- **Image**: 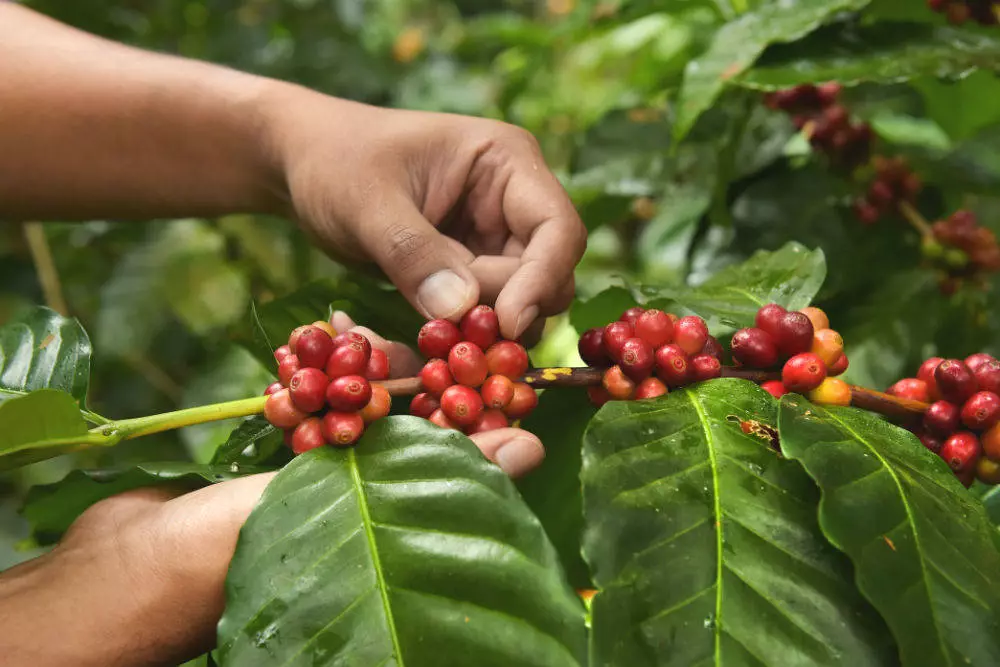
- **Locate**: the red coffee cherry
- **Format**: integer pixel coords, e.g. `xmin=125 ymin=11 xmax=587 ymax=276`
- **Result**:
xmin=460 ymin=305 xmax=500 ymax=351
xmin=578 ymin=328 xmax=610 ymax=367
xmin=603 ymin=322 xmax=634 ymax=363
xmin=674 ymin=316 xmax=709 ymax=356
xmin=587 ymin=386 xmax=611 ymax=408
xmin=775 ymin=312 xmax=815 ymax=358
xmin=287 ymin=325 xmax=311 ymax=353
xmin=331 ymin=331 xmax=372 ymax=359
xmin=481 ymin=375 xmax=515 ymax=410
xmin=620 ymin=337 xmax=655 ymax=382
xmin=782 ymin=353 xmax=828 ymax=393
xmin=325 ymin=342 xmax=370 ymax=378
xmin=418 ymin=319 xmax=462 ymax=359
xmin=288 ymin=367 xmax=330 ymax=413
xmin=934 ymin=359 xmax=977 ymax=404
xmin=634 ymin=309 xmax=674 ymax=348
xmin=326 ymin=375 xmax=373 ymax=412
xmin=264 ymin=388 xmax=308 ymax=429
xmin=278 ymin=355 xmax=302 ymax=387
xmin=799 ymin=307 xmax=830 ymax=332
xmin=321 ymin=411 xmax=365 ymax=447
xmin=449 ymin=342 xmax=489 ymax=387
xmin=702 ymin=336 xmax=724 ymax=360
xmin=976 ymin=457 xmax=1000 ymax=485
xmin=828 ymin=353 xmax=849 ymax=377
xmin=974 ymin=360 xmax=1000 ymax=395
xmin=917 ymin=357 xmax=944 ymax=400
xmin=409 ymin=392 xmax=440 ymax=419
xmin=619 ymin=307 xmax=646 ymax=328
xmin=440 ymin=385 xmax=485 ymax=427
xmin=468 ymin=409 xmax=509 ymax=434
xmin=923 ymin=400 xmax=961 ymax=437
xmin=360 ymin=385 xmax=392 ymax=423
xmin=602 ymin=366 xmax=635 ymax=400
xmin=690 ymin=354 xmax=722 ymax=382
xmin=290 ymin=418 xmax=326 ymax=454
xmin=274 ymin=345 xmax=292 ymax=363
xmin=365 ymin=349 xmax=390 ymax=381
xmin=887 ymin=379 xmax=930 ymax=403
xmin=283 ymin=429 xmax=295 ymax=448
xmin=761 ymin=380 xmax=788 ymax=399
xmin=296 ymin=326 xmax=336 ymax=369
xmin=755 ymin=303 xmax=788 ymax=340
xmin=486 ymin=341 xmax=529 ymax=379
xmin=505 ymin=382 xmax=538 ymax=419
xmin=264 ymin=382 xmax=284 ymax=396
xmin=731 ymin=328 xmax=779 ymax=369
xmin=940 ymin=432 xmax=981 ymax=473
xmin=965 ymin=353 xmax=996 ymax=373
xmin=811 ymin=329 xmax=844 ymax=368
xmin=962 ymin=391 xmax=1000 ymax=431
xmin=428 ymin=408 xmax=459 ymax=430
xmin=654 ymin=344 xmax=691 ymax=387
xmin=634 ymin=377 xmax=668 ymax=400
xmin=420 ymin=359 xmax=455 ymax=396
xmin=917 ymin=431 xmax=944 ymax=455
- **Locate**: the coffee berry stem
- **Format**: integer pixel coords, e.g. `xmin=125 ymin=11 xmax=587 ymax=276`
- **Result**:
xmin=897 ymin=201 xmax=935 ymax=241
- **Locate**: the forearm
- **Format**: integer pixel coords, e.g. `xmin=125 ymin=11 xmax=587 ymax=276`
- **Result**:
xmin=0 ymin=5 xmax=289 ymax=221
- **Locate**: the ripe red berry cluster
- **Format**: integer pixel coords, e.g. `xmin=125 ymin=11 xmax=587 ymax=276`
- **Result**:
xmin=263 ymin=321 xmax=391 ymax=454
xmin=578 ymin=307 xmax=723 ymax=406
xmin=927 ymin=0 xmax=998 ymax=25
xmin=925 ymin=210 xmax=1000 ymax=293
xmin=891 ymin=354 xmax=1000 ymax=486
xmin=852 ymin=156 xmax=922 ymax=226
xmin=730 ymin=304 xmax=852 ymax=407
xmin=411 ymin=305 xmax=537 ymax=434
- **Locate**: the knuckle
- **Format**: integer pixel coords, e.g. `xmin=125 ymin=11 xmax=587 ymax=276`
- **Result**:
xmin=381 ymin=222 xmax=434 ymax=272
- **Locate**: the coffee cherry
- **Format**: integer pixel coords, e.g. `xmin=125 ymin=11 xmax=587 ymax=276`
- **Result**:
xmin=976 ymin=457 xmax=1000 ymax=485
xmin=965 ymin=353 xmax=996 ymax=373
xmin=634 ymin=377 xmax=668 ymax=400
xmin=799 ymin=307 xmax=830 ymax=332
xmin=620 ymin=337 xmax=655 ymax=382
xmin=409 ymin=392 xmax=440 ymax=419
xmin=603 ymin=322 xmax=634 ymax=362
xmin=755 ymin=303 xmax=787 ymax=340
xmin=731 ymin=328 xmax=779 ymax=368
xmin=289 ymin=367 xmax=330 ymax=413
xmin=917 ymin=357 xmax=944 ymax=400
xmin=935 ymin=359 xmax=977 ymax=404
xmin=331 ymin=331 xmax=372 ymax=359
xmin=428 ymin=408 xmax=458 ymax=430
xmin=310 ymin=320 xmax=337 ymax=339
xmin=918 ymin=431 xmax=944 ymax=455
xmin=291 ymin=418 xmax=326 ymax=454
xmin=420 ymin=359 xmax=454 ymax=396
xmin=278 ymin=355 xmax=301 ymax=387
xmin=365 ymin=349 xmax=390 ymax=381
xmin=505 ymin=382 xmax=538 ymax=419
xmin=264 ymin=388 xmax=308 ymax=429
xmin=449 ymin=342 xmax=489 ymax=387
xmin=578 ymin=328 xmax=610 ymax=367
xmin=655 ymin=344 xmax=691 ymax=387
xmin=940 ymin=432 xmax=981 ymax=473
xmin=326 ymin=375 xmax=373 ymax=412
xmin=360 ymin=385 xmax=392 ymax=423
xmin=418 ymin=319 xmax=462 ymax=359
xmin=587 ymin=386 xmax=611 ymax=408
xmin=602 ymin=366 xmax=635 ymax=400
xmin=924 ymin=400 xmax=961 ymax=437
xmin=962 ymin=391 xmax=1000 ymax=431
xmin=690 ymin=354 xmax=722 ymax=382
xmin=775 ymin=312 xmax=815 ymax=358
xmin=486 ymin=341 xmax=529 ymax=379
xmin=811 ymin=329 xmax=844 ymax=367
xmin=481 ymin=375 xmax=515 ymax=410
xmin=982 ymin=422 xmax=1000 ymax=460
xmin=761 ymin=380 xmax=788 ymax=399
xmin=887 ymin=379 xmax=930 ymax=403
xmin=296 ymin=326 xmax=336 ymax=369
xmin=469 ymin=409 xmax=509 ymax=434
xmin=288 ymin=325 xmax=311 ymax=353
xmin=274 ymin=345 xmax=292 ymax=363
xmin=264 ymin=382 xmax=283 ymax=396
xmin=674 ymin=316 xmax=709 ymax=356
xmin=808 ymin=378 xmax=852 ymax=407
xmin=974 ymin=360 xmax=1000 ymax=395
xmin=325 ymin=342 xmax=370 ymax=378
xmin=634 ymin=309 xmax=674 ymax=348
xmin=828 ymin=353 xmax=849 ymax=377
xmin=702 ymin=336 xmax=724 ymax=360
xmin=619 ymin=307 xmax=646 ymax=328
xmin=460 ymin=305 xmax=500 ymax=351
xmin=782 ymin=353 xmax=828 ymax=393
xmin=440 ymin=385 xmax=485 ymax=427
xmin=321 ymin=412 xmax=365 ymax=447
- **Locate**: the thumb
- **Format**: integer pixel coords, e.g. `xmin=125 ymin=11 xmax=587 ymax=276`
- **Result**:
xmin=361 ymin=198 xmax=480 ymax=321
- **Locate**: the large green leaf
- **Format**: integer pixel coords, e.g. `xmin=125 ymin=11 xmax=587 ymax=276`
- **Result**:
xmin=0 ymin=390 xmax=100 ymax=471
xmin=673 ymin=0 xmax=871 ymax=141
xmin=217 ymin=417 xmax=587 ymax=666
xmin=210 ymin=416 xmax=290 ymax=467
xmin=583 ymin=379 xmax=894 ymax=666
xmin=0 ymin=306 xmax=91 ymax=406
xmin=778 ymin=396 xmax=1000 ymax=667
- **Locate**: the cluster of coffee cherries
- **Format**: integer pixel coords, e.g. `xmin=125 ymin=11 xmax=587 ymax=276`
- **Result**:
xmin=577 ymin=308 xmax=723 ymax=406
xmin=890 ymin=354 xmax=1000 ymax=486
xmin=730 ymin=304 xmax=851 ymax=407
xmin=263 ymin=321 xmax=391 ymax=453
xmin=927 ymin=0 xmax=998 ymax=25
xmin=925 ymin=210 xmax=1000 ymax=293
xmin=410 ymin=306 xmax=537 ymax=434
xmin=852 ymin=156 xmax=922 ymax=226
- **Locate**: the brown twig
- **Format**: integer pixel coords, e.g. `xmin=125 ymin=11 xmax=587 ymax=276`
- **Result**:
xmin=898 ymin=201 xmax=935 ymax=241
xmin=23 ymin=221 xmax=69 ymax=316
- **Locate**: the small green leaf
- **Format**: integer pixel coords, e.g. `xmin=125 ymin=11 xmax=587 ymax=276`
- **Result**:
xmin=0 ymin=390 xmax=99 ymax=471
xmin=211 ymin=416 xmax=290 ymax=467
xmin=0 ymin=306 xmax=92 ymax=405
xmin=570 ymin=287 xmax=638 ymax=333
xmin=778 ymin=396 xmax=1000 ymax=667
xmin=871 ymin=112 xmax=951 ymax=152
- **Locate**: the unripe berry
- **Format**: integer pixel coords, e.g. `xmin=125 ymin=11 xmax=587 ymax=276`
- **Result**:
xmin=634 ymin=377 xmax=668 ymax=400
xmin=587 ymin=386 xmax=611 ymax=408
xmin=428 ymin=408 xmax=458 ymax=430
xmin=965 ymin=353 xmax=996 ymax=373
xmin=409 ymin=392 xmax=439 ymax=419
xmin=449 ymin=342 xmax=489 ymax=387
xmin=288 ymin=325 xmax=311 ymax=353
xmin=460 ymin=305 xmax=500 ymax=351
xmin=468 ymin=409 xmax=509 ymax=434
xmin=755 ymin=303 xmax=788 ymax=340
xmin=674 ymin=316 xmax=709 ymax=356
xmin=935 ymin=359 xmax=977 ymax=404
xmin=655 ymin=344 xmax=691 ymax=387
xmin=603 ymin=322 xmax=634 ymax=362
xmin=321 ymin=412 xmax=365 ymax=447
xmin=418 ymin=319 xmax=462 ymax=359
xmin=983 ymin=422 xmax=1000 ymax=460
xmin=634 ymin=309 xmax=674 ymax=348
xmin=619 ymin=307 xmax=646 ymax=328
xmin=940 ymin=432 xmax=981 ymax=473
xmin=811 ymin=329 xmax=844 ymax=368
xmin=420 ymin=359 xmax=454 ymax=396
xmin=325 ymin=342 xmax=370 ymax=378
xmin=481 ymin=375 xmax=515 ymax=410
xmin=291 ymin=418 xmax=326 ymax=454
xmin=620 ymin=337 xmax=655 ymax=382
xmin=808 ymin=378 xmax=852 ymax=407
xmin=310 ymin=320 xmax=337 ymax=339
xmin=924 ymin=400 xmax=960 ymax=437
xmin=486 ymin=341 xmax=529 ymax=379
xmin=441 ymin=385 xmax=485 ymax=427
xmin=775 ymin=312 xmax=815 ymax=358
xmin=278 ymin=355 xmax=301 ymax=387
xmin=918 ymin=431 xmax=944 ymax=455
xmin=264 ymin=382 xmax=283 ymax=396
xmin=828 ymin=353 xmax=849 ymax=377
xmin=360 ymin=385 xmax=392 ymax=423
xmin=702 ymin=336 xmax=724 ymax=360
xmin=887 ymin=378 xmax=930 ymax=403
xmin=782 ymin=353 xmax=827 ymax=393
xmin=761 ymin=381 xmax=788 ymax=399
xmin=690 ymin=354 xmax=722 ymax=382
xmin=976 ymin=457 xmax=1000 ymax=485
xmin=917 ymin=357 xmax=944 ymax=400
xmin=974 ymin=360 xmax=1000 ymax=395
xmin=578 ymin=328 xmax=610 ymax=367
xmin=296 ymin=327 xmax=336 ymax=369
xmin=962 ymin=391 xmax=1000 ymax=431
xmin=264 ymin=388 xmax=308 ymax=429
xmin=326 ymin=375 xmax=373 ymax=412
xmin=274 ymin=345 xmax=292 ymax=363
xmin=331 ymin=331 xmax=372 ymax=359
xmin=365 ymin=349 xmax=390 ymax=381
xmin=731 ymin=328 xmax=779 ymax=368
xmin=505 ymin=382 xmax=538 ymax=419
xmin=799 ymin=307 xmax=830 ymax=332
xmin=288 ymin=367 xmax=330 ymax=413
xmin=603 ymin=366 xmax=635 ymax=400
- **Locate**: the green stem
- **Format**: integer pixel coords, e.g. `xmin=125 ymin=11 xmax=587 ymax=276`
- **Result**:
xmin=90 ymin=395 xmax=267 ymax=441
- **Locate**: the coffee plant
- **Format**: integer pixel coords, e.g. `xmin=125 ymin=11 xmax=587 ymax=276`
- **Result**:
xmin=7 ymin=1 xmax=1000 ymax=666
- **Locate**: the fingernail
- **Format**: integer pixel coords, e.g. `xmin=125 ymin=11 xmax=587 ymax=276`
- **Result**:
xmin=416 ymin=270 xmax=473 ymax=320
xmin=514 ymin=306 xmax=539 ymax=339
xmin=495 ymin=437 xmax=543 ymax=478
